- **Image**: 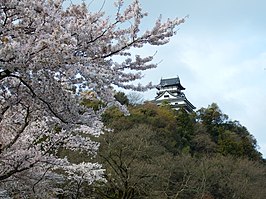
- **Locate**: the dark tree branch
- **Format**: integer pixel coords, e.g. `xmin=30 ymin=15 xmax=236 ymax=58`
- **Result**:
xmin=0 ymin=105 xmax=10 ymax=119
xmin=32 ymin=167 xmax=51 ymax=194
xmin=0 ymin=69 xmax=12 ymax=80
xmin=0 ymin=161 xmax=35 ymax=181
xmin=3 ymin=72 xmax=68 ymax=123
xmin=2 ymin=106 xmax=30 ymax=151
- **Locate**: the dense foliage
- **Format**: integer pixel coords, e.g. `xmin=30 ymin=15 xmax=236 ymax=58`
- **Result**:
xmin=102 ymin=102 xmax=262 ymax=160
xmin=93 ymin=101 xmax=265 ymax=199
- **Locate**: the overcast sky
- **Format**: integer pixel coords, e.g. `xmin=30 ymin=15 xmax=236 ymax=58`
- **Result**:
xmin=72 ymin=0 xmax=266 ymax=158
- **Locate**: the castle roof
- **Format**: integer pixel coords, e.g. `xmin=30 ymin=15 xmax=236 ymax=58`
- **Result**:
xmin=157 ymin=76 xmax=185 ymax=90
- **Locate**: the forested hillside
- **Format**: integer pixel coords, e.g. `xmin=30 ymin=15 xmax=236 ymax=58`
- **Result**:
xmin=89 ymin=98 xmax=266 ymax=199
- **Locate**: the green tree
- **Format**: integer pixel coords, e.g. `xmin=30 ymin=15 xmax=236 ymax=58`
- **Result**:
xmin=94 ymin=102 xmax=265 ymax=198
xmin=115 ymin=92 xmax=129 ymax=106
xmin=195 ymin=103 xmax=262 ymax=160
xmin=94 ymin=124 xmax=173 ymax=199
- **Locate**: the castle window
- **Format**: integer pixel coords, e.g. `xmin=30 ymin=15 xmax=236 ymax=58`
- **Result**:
xmin=164 ymin=95 xmax=169 ymax=98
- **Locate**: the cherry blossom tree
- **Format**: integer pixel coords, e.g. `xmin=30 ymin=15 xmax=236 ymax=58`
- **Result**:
xmin=0 ymin=0 xmax=184 ymax=196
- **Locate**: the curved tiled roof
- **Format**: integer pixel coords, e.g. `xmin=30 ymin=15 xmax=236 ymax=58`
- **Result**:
xmin=157 ymin=77 xmax=185 ymax=90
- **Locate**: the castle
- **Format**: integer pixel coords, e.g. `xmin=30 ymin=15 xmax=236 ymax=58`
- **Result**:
xmin=153 ymin=76 xmax=195 ymax=112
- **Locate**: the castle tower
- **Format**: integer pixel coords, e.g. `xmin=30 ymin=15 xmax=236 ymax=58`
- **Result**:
xmin=153 ymin=76 xmax=195 ymax=112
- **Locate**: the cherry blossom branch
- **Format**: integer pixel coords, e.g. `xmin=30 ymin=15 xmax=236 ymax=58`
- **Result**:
xmin=0 ymin=160 xmax=36 ymax=181
xmin=0 ymin=0 xmax=184 ymax=195
xmin=32 ymin=167 xmax=51 ymax=194
xmin=2 ymin=106 xmax=30 ymax=151
xmin=3 ymin=73 xmax=68 ymax=123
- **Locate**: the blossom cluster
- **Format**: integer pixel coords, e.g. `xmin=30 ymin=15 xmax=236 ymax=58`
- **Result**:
xmin=0 ymin=0 xmax=184 ymax=196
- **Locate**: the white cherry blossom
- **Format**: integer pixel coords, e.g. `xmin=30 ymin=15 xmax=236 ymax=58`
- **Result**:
xmin=0 ymin=0 xmax=184 ymax=196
